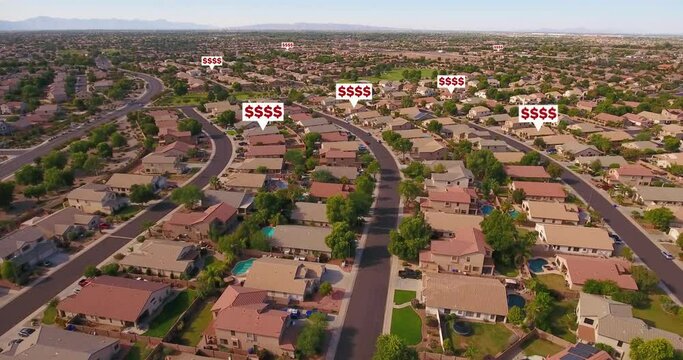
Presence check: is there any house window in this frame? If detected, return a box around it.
[231,330,236,336]
[466,257,470,262]
[220,339,228,345]
[583,318,594,325]
[466,311,474,317]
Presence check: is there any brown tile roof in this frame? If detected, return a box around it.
[243,258,324,297]
[422,273,508,316]
[504,165,551,179]
[429,227,490,257]
[167,203,236,226]
[213,303,288,338]
[324,150,356,159]
[557,254,637,290]
[309,182,354,199]
[512,181,566,199]
[246,145,286,157]
[155,141,193,155]
[427,187,472,204]
[615,164,654,177]
[57,276,169,322]
[248,134,286,145]
[320,132,349,142]
[212,285,268,312]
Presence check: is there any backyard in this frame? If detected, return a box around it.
[156,92,207,106]
[125,341,153,360]
[633,294,683,336]
[393,290,416,305]
[447,320,514,360]
[390,306,422,345]
[521,337,564,357]
[548,299,578,343]
[536,274,569,295]
[177,301,214,346]
[144,290,198,338]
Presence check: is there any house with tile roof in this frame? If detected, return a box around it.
[67,183,128,215]
[420,187,478,215]
[117,240,199,278]
[419,227,494,275]
[510,181,566,202]
[290,202,329,226]
[607,164,656,186]
[162,202,237,241]
[536,223,614,257]
[0,326,121,360]
[243,257,325,301]
[522,201,580,225]
[554,254,638,291]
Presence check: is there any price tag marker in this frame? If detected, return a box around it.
[336,83,372,108]
[281,42,294,51]
[519,104,559,131]
[437,75,467,94]
[493,45,505,52]
[242,102,285,130]
[201,56,223,70]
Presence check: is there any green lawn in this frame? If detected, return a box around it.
[226,130,237,135]
[495,262,519,277]
[536,274,569,294]
[521,337,564,357]
[156,92,208,106]
[125,341,152,360]
[390,306,422,345]
[233,91,271,101]
[633,294,683,336]
[114,205,142,218]
[42,304,58,325]
[178,301,214,346]
[144,290,197,338]
[548,299,578,343]
[393,290,416,305]
[449,321,513,360]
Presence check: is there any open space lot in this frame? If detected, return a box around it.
[125,341,153,360]
[178,301,214,346]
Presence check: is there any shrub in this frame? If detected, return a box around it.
[319,281,332,296]
[113,253,125,260]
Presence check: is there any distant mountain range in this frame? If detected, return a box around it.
[227,23,399,32]
[0,17,216,30]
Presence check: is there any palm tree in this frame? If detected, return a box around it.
[141,220,155,235]
[209,176,221,190]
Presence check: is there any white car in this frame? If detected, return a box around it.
[662,251,674,260]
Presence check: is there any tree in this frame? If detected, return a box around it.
[96,142,113,158]
[0,181,15,208]
[622,247,634,262]
[83,155,104,175]
[402,161,431,180]
[480,210,535,267]
[508,306,525,326]
[663,136,681,152]
[546,162,563,178]
[631,265,659,293]
[170,185,203,209]
[525,290,554,330]
[43,168,74,191]
[100,263,119,276]
[129,184,156,204]
[590,134,612,153]
[83,265,101,277]
[372,334,418,360]
[466,150,506,184]
[393,138,413,160]
[355,174,375,195]
[142,220,155,235]
[312,169,335,183]
[42,150,68,169]
[209,176,220,190]
[442,100,457,115]
[398,179,422,207]
[367,160,380,180]
[178,118,202,135]
[15,164,43,185]
[296,312,327,357]
[426,120,443,134]
[520,151,542,166]
[325,222,356,259]
[630,338,675,360]
[388,213,431,261]
[173,81,188,96]
[1,261,17,283]
[24,184,47,200]
[533,137,547,149]
[319,281,333,296]
[110,132,127,148]
[216,110,236,127]
[511,189,526,204]
[643,207,674,231]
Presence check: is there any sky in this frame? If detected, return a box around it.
[1,0,683,34]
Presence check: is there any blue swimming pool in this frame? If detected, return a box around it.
[232,258,256,276]
[528,258,548,273]
[507,294,526,308]
[509,210,520,219]
[262,226,275,238]
[481,205,494,215]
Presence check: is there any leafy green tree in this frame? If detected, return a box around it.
[367,160,381,180]
[15,165,43,185]
[643,207,674,231]
[525,290,554,330]
[170,185,203,209]
[398,179,423,207]
[393,138,413,160]
[129,184,156,204]
[216,110,236,127]
[402,161,431,180]
[442,100,458,115]
[1,261,17,282]
[590,134,612,153]
[325,222,356,259]
[319,281,333,296]
[631,265,660,293]
[173,81,188,96]
[533,137,547,149]
[355,174,375,195]
[388,212,431,260]
[110,132,127,148]
[96,142,112,158]
[70,152,88,170]
[83,155,104,175]
[296,312,328,357]
[43,169,73,191]
[511,189,526,204]
[311,170,335,183]
[178,118,202,135]
[630,338,675,360]
[466,150,506,184]
[480,210,535,267]
[24,184,47,200]
[508,306,526,325]
[520,151,542,166]
[426,120,443,133]
[100,263,119,276]
[546,162,563,178]
[42,150,68,169]
[83,265,101,277]
[663,136,680,152]
[450,139,473,160]
[372,334,418,360]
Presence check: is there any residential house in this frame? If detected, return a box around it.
[309,182,354,201]
[203,190,254,214]
[386,118,413,131]
[661,125,683,140]
[595,131,633,144]
[504,165,551,181]
[205,286,295,357]
[155,141,194,158]
[557,142,603,158]
[424,161,473,189]
[248,134,286,146]
[513,126,555,140]
[230,158,283,174]
[141,153,186,175]
[476,139,509,152]
[159,128,193,145]
[204,101,239,116]
[246,145,287,158]
[106,173,166,196]
[621,141,658,152]
[607,164,655,186]
[575,155,628,169]
[522,201,579,225]
[419,227,494,275]
[536,223,614,257]
[568,123,602,136]
[493,152,525,164]
[0,226,57,270]
[162,203,238,241]
[290,202,329,227]
[654,152,683,169]
[576,292,683,359]
[633,186,683,207]
[422,273,508,322]
[0,326,121,360]
[67,183,127,215]
[594,113,625,127]
[321,149,357,166]
[554,255,637,291]
[320,141,361,154]
[57,276,171,328]
[398,107,433,122]
[420,187,477,215]
[268,225,332,258]
[467,106,492,119]
[423,211,484,238]
[243,257,325,301]
[394,129,429,140]
[221,173,267,192]
[28,207,100,241]
[510,181,566,202]
[118,240,199,278]
[547,343,613,360]
[312,166,358,181]
[410,137,448,160]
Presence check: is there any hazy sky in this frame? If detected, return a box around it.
[2,0,682,34]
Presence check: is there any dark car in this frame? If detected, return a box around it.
[398,268,422,279]
[18,328,35,337]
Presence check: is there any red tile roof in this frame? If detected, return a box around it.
[167,203,237,226]
[57,276,169,322]
[504,165,551,179]
[155,141,193,154]
[558,254,638,291]
[429,227,490,257]
[615,164,655,177]
[289,113,312,122]
[212,285,268,312]
[246,145,286,157]
[325,150,356,159]
[428,188,472,203]
[512,181,566,199]
[249,134,286,145]
[310,182,354,199]
[321,132,349,142]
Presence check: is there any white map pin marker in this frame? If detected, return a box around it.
[242,102,285,130]
[519,104,559,131]
[336,83,372,108]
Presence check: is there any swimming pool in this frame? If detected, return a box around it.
[509,210,520,219]
[232,258,256,276]
[507,294,526,308]
[528,258,548,273]
[262,226,275,238]
[481,205,494,215]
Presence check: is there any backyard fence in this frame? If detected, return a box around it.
[161,295,206,342]
[120,273,197,289]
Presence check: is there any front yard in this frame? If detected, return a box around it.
[394,290,416,305]
[144,290,197,338]
[41,302,58,325]
[633,294,683,336]
[390,306,422,345]
[447,320,514,360]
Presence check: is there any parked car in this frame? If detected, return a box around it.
[398,268,422,279]
[286,308,300,319]
[608,233,623,244]
[662,251,674,260]
[7,339,22,347]
[18,328,35,337]
[77,278,91,287]
[98,222,111,230]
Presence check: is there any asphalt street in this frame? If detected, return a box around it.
[0,72,163,179]
[0,106,231,336]
[309,108,401,360]
[469,122,683,301]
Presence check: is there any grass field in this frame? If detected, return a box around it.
[178,301,214,346]
[233,91,272,101]
[449,321,513,360]
[156,92,207,106]
[125,341,152,360]
[521,337,564,357]
[144,290,197,338]
[633,294,683,336]
[390,306,422,345]
[393,290,416,305]
[42,304,58,325]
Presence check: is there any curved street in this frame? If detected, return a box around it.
[0,106,232,335]
[469,122,683,301]
[305,108,401,360]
